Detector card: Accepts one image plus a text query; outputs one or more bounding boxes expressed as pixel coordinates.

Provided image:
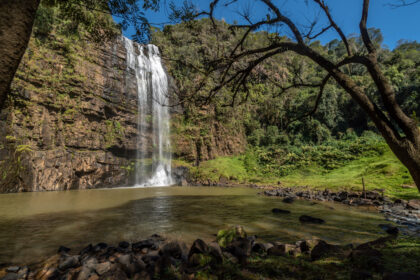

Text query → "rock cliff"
[0,34,246,192]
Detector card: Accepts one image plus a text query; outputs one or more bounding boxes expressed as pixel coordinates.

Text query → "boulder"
[160,241,188,260]
[228,237,253,263]
[118,241,130,249]
[58,246,71,254]
[272,208,291,214]
[299,215,325,224]
[117,254,142,277]
[188,239,208,257]
[132,239,155,252]
[58,256,80,271]
[207,242,223,263]
[94,262,112,276]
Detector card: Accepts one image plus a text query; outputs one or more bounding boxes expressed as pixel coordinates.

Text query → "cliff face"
[0,34,247,193]
[0,35,138,192]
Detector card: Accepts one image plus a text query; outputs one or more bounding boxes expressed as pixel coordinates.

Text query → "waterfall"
[123,37,173,187]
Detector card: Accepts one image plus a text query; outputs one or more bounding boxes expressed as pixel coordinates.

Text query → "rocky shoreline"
[258,186,420,236]
[1,226,418,280]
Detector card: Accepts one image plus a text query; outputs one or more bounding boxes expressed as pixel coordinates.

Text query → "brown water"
[0,186,387,264]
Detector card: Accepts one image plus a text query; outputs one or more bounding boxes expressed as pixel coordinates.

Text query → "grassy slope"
[180,145,419,200]
[281,148,418,200]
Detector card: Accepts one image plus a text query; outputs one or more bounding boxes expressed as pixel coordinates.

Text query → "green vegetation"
[186,133,418,199]
[154,19,420,196]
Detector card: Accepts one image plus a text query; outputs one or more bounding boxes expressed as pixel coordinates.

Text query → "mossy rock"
[216,225,247,248]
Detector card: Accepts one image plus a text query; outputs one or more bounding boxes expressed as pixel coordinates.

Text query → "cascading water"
[123,37,173,187]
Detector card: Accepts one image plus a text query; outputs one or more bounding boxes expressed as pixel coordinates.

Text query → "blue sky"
[118,0,419,49]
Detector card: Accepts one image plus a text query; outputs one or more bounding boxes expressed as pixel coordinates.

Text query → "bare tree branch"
[313,0,353,56]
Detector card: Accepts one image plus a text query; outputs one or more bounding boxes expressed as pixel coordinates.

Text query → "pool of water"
[0,186,388,264]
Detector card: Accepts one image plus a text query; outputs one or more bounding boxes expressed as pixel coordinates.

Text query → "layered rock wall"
[0,34,247,192]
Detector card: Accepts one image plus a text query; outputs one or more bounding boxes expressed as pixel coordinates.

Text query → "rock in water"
[282,196,295,203]
[272,208,291,214]
[299,215,325,224]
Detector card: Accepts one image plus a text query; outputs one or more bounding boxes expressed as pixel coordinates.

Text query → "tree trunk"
[0,0,40,110]
[387,139,420,193]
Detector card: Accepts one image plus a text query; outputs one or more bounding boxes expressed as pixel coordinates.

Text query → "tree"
[0,0,41,111]
[175,0,420,191]
[0,0,160,110]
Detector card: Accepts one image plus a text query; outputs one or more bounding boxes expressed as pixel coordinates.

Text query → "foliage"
[189,133,418,199]
[35,0,163,43]
[152,19,420,146]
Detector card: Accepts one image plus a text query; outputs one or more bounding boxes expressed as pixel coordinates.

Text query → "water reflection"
[0,187,387,264]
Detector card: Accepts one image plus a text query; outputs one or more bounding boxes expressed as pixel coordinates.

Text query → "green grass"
[281,148,418,199]
[189,137,420,200]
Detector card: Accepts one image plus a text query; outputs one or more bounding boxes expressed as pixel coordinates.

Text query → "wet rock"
[80,244,93,256]
[311,240,351,260]
[229,238,253,264]
[132,239,155,252]
[383,272,420,280]
[282,196,295,203]
[189,239,208,257]
[271,208,291,214]
[5,267,19,273]
[207,242,223,263]
[93,242,107,252]
[58,246,71,254]
[118,241,130,249]
[95,262,112,276]
[59,256,80,271]
[117,254,142,277]
[160,241,188,260]
[379,224,399,235]
[299,215,325,224]
[386,227,399,235]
